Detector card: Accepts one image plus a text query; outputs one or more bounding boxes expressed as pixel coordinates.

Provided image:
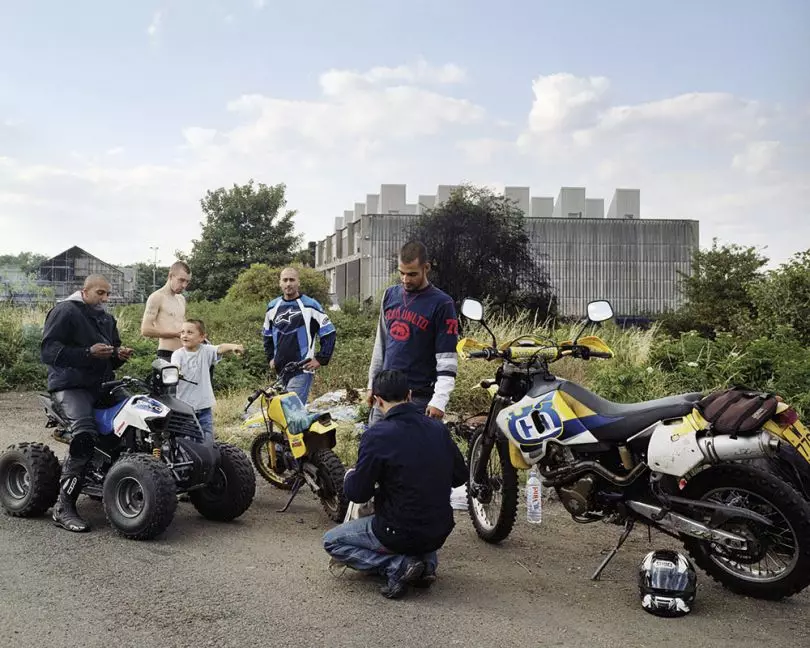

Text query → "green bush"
[224,263,330,306]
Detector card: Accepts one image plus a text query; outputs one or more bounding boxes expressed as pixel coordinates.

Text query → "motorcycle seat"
[560,381,703,442]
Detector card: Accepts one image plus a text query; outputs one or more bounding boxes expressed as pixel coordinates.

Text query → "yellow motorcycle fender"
[764,418,810,463]
[309,420,338,434]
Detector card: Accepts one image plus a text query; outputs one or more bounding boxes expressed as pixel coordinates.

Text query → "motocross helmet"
[638,549,697,617]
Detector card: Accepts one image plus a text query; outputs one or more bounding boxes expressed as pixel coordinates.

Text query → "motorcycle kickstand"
[277,475,306,513]
[591,519,635,581]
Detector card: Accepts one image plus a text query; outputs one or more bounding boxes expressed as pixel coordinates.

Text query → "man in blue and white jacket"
[263,267,336,404]
[367,241,459,425]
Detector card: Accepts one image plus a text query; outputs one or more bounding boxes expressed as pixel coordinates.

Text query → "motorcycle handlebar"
[468,349,497,360]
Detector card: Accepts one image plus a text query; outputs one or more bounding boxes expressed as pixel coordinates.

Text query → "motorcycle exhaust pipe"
[697,430,780,464]
[541,459,648,488]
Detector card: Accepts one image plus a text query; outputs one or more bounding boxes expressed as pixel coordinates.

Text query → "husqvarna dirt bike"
[458,297,810,601]
[244,360,349,522]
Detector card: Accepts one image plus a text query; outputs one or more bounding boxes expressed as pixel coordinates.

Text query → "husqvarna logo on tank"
[504,393,563,445]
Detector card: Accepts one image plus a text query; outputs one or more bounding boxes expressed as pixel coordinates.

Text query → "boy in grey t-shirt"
[171,319,243,441]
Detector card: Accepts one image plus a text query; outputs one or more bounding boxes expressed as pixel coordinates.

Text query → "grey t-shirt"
[171,344,221,411]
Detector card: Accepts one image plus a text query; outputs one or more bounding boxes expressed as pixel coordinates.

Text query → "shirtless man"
[140,261,192,360]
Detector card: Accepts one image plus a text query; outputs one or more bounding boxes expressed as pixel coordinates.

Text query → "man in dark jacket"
[40,274,133,532]
[323,370,467,599]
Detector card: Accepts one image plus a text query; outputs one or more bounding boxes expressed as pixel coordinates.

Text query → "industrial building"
[314,184,699,317]
[36,246,138,304]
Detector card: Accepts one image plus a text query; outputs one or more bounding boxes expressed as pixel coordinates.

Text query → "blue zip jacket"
[344,402,467,555]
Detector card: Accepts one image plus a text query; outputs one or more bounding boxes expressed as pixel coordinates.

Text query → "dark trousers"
[51,389,100,492]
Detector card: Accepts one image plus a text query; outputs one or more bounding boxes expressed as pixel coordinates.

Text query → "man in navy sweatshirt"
[367,240,459,425]
[323,370,467,599]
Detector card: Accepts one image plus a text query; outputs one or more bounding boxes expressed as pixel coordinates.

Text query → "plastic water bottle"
[526,467,542,524]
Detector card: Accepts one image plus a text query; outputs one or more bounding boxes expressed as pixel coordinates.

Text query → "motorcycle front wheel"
[250,432,294,490]
[682,463,810,600]
[467,425,518,544]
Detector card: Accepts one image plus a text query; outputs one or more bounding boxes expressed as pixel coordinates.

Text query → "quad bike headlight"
[161,366,180,385]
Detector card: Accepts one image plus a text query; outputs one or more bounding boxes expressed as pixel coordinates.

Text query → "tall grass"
[2,297,807,428]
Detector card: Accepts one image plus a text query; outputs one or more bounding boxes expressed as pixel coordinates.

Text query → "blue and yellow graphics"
[496,389,620,467]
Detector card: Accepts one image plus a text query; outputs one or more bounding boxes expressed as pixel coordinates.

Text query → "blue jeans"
[285,371,314,405]
[195,408,214,442]
[323,515,438,579]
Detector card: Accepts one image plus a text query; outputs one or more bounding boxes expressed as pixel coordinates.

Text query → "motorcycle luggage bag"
[696,386,779,436]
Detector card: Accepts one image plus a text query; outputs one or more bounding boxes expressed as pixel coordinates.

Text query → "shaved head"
[279,266,301,299]
[82,274,112,306]
[83,274,111,291]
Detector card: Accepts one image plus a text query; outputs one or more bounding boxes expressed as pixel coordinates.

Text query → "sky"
[1,0,808,267]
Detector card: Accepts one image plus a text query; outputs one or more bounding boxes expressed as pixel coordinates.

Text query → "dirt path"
[0,392,805,648]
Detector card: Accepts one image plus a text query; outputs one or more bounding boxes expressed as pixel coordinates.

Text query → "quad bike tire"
[0,442,61,517]
[250,432,293,490]
[310,449,348,523]
[682,463,810,600]
[191,442,256,522]
[102,453,177,540]
[467,426,519,544]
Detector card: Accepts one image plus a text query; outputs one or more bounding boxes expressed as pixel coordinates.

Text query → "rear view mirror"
[587,300,614,323]
[460,298,484,322]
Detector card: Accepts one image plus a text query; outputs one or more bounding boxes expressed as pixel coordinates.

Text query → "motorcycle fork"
[472,397,509,486]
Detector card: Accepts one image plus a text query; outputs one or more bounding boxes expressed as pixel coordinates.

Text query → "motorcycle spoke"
[702,486,800,583]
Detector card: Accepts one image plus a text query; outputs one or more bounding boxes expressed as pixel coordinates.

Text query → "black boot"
[53,470,90,533]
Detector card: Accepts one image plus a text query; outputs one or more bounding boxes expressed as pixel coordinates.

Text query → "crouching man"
[323,370,467,599]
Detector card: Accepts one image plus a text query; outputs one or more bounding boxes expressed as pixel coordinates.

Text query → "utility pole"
[149,246,159,292]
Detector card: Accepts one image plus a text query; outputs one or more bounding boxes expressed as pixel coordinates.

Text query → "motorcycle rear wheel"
[682,463,810,600]
[309,449,348,523]
[467,426,518,544]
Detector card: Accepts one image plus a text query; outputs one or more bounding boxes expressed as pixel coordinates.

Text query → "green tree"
[668,239,768,336]
[750,249,810,345]
[183,180,302,299]
[129,262,170,302]
[409,184,556,316]
[0,251,48,275]
[225,263,331,306]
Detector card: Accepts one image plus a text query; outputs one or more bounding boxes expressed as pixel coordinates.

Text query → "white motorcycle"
[458,297,810,601]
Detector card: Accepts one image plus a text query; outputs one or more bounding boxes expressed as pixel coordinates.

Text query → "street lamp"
[149,246,159,292]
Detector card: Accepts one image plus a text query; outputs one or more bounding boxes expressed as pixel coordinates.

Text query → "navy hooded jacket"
[40,292,126,392]
[343,402,467,555]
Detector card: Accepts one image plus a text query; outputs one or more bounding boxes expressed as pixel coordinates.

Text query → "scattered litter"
[308,389,364,423]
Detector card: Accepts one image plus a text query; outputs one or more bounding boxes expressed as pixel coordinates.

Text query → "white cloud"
[252,0,266,8]
[182,127,218,149]
[147,10,163,39]
[732,140,781,175]
[525,73,610,134]
[0,66,807,267]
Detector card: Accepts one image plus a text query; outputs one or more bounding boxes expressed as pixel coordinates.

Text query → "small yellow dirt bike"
[244,360,348,522]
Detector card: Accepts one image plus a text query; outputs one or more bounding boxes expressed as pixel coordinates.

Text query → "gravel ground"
[0,391,806,648]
